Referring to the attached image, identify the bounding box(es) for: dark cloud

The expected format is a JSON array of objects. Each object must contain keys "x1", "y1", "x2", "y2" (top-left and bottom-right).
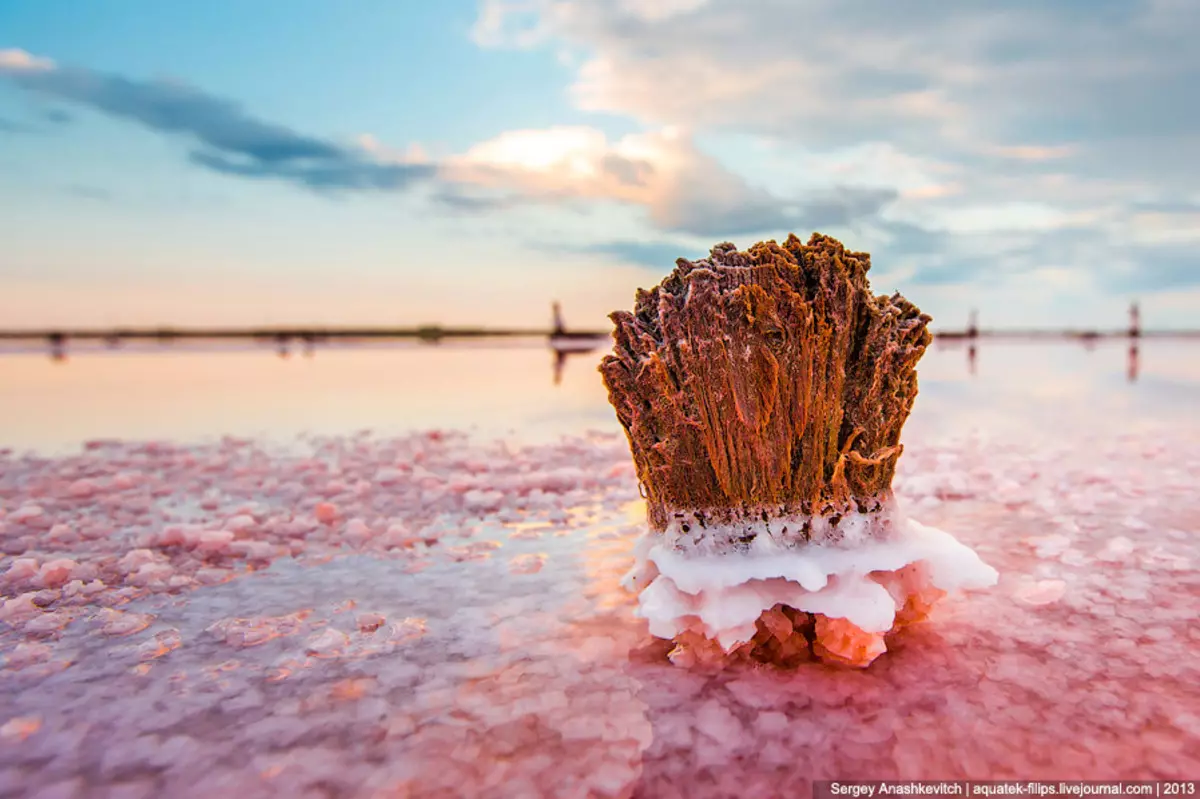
[
  {"x1": 42, "y1": 108, "x2": 71, "y2": 125},
  {"x1": 429, "y1": 187, "x2": 524, "y2": 212},
  {"x1": 794, "y1": 187, "x2": 899, "y2": 231},
  {"x1": 554, "y1": 239, "x2": 705, "y2": 269},
  {"x1": 599, "y1": 153, "x2": 653, "y2": 187},
  {"x1": 0, "y1": 108, "x2": 71, "y2": 134},
  {"x1": 1, "y1": 59, "x2": 434, "y2": 193},
  {"x1": 189, "y1": 150, "x2": 433, "y2": 192}
]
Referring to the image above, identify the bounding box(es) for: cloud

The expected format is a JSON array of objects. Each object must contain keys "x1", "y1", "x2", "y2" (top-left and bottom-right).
[
  {"x1": 469, "y1": 0, "x2": 1200, "y2": 298},
  {"x1": 440, "y1": 126, "x2": 896, "y2": 236},
  {"x1": 473, "y1": 1, "x2": 1200, "y2": 156},
  {"x1": 43, "y1": 108, "x2": 71, "y2": 125},
  {"x1": 0, "y1": 49, "x2": 434, "y2": 193},
  {"x1": 548, "y1": 238, "x2": 706, "y2": 269},
  {"x1": 0, "y1": 105, "x2": 72, "y2": 134},
  {"x1": 1, "y1": 48, "x2": 877, "y2": 237}
]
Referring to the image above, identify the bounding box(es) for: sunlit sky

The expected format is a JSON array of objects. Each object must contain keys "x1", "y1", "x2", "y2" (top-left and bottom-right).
[{"x1": 2, "y1": 0, "x2": 1198, "y2": 331}]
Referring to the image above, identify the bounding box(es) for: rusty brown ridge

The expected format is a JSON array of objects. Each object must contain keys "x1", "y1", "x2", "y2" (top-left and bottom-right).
[{"x1": 601, "y1": 233, "x2": 932, "y2": 533}]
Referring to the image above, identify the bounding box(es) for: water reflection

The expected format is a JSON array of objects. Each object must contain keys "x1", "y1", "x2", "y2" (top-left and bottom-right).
[
  {"x1": 551, "y1": 344, "x2": 605, "y2": 386},
  {"x1": 2, "y1": 337, "x2": 1198, "y2": 454}
]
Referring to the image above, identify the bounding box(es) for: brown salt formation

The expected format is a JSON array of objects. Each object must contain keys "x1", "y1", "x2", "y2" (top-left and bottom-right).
[
  {"x1": 601, "y1": 233, "x2": 931, "y2": 541},
  {"x1": 601, "y1": 233, "x2": 950, "y2": 668}
]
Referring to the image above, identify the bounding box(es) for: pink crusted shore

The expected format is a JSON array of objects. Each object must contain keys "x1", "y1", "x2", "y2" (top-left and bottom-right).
[{"x1": 1, "y1": 427, "x2": 1199, "y2": 796}]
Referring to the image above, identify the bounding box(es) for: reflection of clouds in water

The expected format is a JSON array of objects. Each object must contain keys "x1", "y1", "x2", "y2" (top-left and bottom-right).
[{"x1": 4, "y1": 339, "x2": 1200, "y2": 454}]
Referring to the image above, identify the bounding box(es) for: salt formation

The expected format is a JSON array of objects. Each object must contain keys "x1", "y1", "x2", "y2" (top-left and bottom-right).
[{"x1": 601, "y1": 233, "x2": 998, "y2": 667}]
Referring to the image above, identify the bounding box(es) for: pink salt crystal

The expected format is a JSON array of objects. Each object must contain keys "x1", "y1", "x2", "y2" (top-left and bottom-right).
[
  {"x1": 225, "y1": 514, "x2": 256, "y2": 532},
  {"x1": 196, "y1": 530, "x2": 235, "y2": 554},
  {"x1": 138, "y1": 629, "x2": 182, "y2": 660},
  {"x1": 9, "y1": 505, "x2": 45, "y2": 524},
  {"x1": 315, "y1": 502, "x2": 338, "y2": 524},
  {"x1": 759, "y1": 606, "x2": 794, "y2": 642},
  {"x1": 0, "y1": 717, "x2": 41, "y2": 742},
  {"x1": 0, "y1": 593, "x2": 41, "y2": 623},
  {"x1": 357, "y1": 613, "x2": 386, "y2": 633},
  {"x1": 812, "y1": 615, "x2": 888, "y2": 668},
  {"x1": 344, "y1": 518, "x2": 372, "y2": 540},
  {"x1": 118, "y1": 549, "x2": 158, "y2": 573},
  {"x1": 95, "y1": 608, "x2": 155, "y2": 636},
  {"x1": 67, "y1": 479, "x2": 98, "y2": 498},
  {"x1": 47, "y1": 523, "x2": 73, "y2": 540},
  {"x1": 508, "y1": 553, "x2": 547, "y2": 574},
  {"x1": 155, "y1": 526, "x2": 187, "y2": 546},
  {"x1": 81, "y1": 580, "x2": 106, "y2": 596},
  {"x1": 374, "y1": 467, "x2": 404, "y2": 485},
  {"x1": 4, "y1": 557, "x2": 40, "y2": 583},
  {"x1": 378, "y1": 522, "x2": 415, "y2": 548},
  {"x1": 241, "y1": 541, "x2": 275, "y2": 561},
  {"x1": 23, "y1": 611, "x2": 70, "y2": 634},
  {"x1": 112, "y1": 472, "x2": 140, "y2": 489},
  {"x1": 463, "y1": 489, "x2": 504, "y2": 513},
  {"x1": 129, "y1": 562, "x2": 175, "y2": 587},
  {"x1": 37, "y1": 559, "x2": 78, "y2": 589},
  {"x1": 305, "y1": 628, "x2": 350, "y2": 657},
  {"x1": 386, "y1": 617, "x2": 427, "y2": 643},
  {"x1": 1098, "y1": 536, "x2": 1135, "y2": 561},
  {"x1": 6, "y1": 641, "x2": 52, "y2": 669},
  {"x1": 195, "y1": 568, "x2": 231, "y2": 585},
  {"x1": 1015, "y1": 579, "x2": 1067, "y2": 606}
]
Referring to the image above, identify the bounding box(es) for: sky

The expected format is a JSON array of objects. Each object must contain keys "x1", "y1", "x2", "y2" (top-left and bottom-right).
[{"x1": 1, "y1": 0, "x2": 1198, "y2": 331}]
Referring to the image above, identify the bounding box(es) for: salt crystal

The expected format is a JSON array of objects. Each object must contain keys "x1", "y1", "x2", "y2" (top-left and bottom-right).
[
  {"x1": 344, "y1": 518, "x2": 372, "y2": 540},
  {"x1": 0, "y1": 717, "x2": 41, "y2": 742},
  {"x1": 9, "y1": 505, "x2": 45, "y2": 524},
  {"x1": 23, "y1": 611, "x2": 70, "y2": 634},
  {"x1": 196, "y1": 530, "x2": 235, "y2": 554},
  {"x1": 68, "y1": 479, "x2": 99, "y2": 498},
  {"x1": 225, "y1": 514, "x2": 256, "y2": 532},
  {"x1": 1014, "y1": 579, "x2": 1067, "y2": 606},
  {"x1": 357, "y1": 613, "x2": 386, "y2": 633},
  {"x1": 315, "y1": 502, "x2": 338, "y2": 524},
  {"x1": 95, "y1": 608, "x2": 155, "y2": 636},
  {"x1": 508, "y1": 553, "x2": 547, "y2": 574},
  {"x1": 0, "y1": 593, "x2": 41, "y2": 623},
  {"x1": 4, "y1": 557, "x2": 40, "y2": 584},
  {"x1": 118, "y1": 549, "x2": 158, "y2": 573},
  {"x1": 195, "y1": 568, "x2": 231, "y2": 585},
  {"x1": 305, "y1": 628, "x2": 350, "y2": 657}
]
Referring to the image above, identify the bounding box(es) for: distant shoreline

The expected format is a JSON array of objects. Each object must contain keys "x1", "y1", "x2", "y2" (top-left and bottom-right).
[{"x1": 1, "y1": 326, "x2": 1198, "y2": 343}]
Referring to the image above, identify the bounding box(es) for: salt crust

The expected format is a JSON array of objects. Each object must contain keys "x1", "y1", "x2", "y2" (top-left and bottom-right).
[{"x1": 625, "y1": 513, "x2": 998, "y2": 651}]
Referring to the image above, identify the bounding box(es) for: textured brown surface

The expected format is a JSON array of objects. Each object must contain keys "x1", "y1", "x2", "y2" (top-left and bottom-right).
[{"x1": 600, "y1": 233, "x2": 932, "y2": 533}]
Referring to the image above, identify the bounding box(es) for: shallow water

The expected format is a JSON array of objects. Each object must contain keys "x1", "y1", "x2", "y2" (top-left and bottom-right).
[{"x1": 1, "y1": 339, "x2": 1198, "y2": 797}]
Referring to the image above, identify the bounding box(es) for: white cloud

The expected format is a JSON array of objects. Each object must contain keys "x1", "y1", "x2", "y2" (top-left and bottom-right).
[
  {"x1": 0, "y1": 48, "x2": 54, "y2": 73},
  {"x1": 434, "y1": 125, "x2": 888, "y2": 236}
]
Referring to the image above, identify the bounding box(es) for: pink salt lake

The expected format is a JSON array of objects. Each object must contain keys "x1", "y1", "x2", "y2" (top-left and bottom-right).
[{"x1": 1, "y1": 338, "x2": 1198, "y2": 797}]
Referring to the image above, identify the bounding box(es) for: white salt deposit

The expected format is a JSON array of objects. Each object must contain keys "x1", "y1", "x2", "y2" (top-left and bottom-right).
[{"x1": 628, "y1": 513, "x2": 998, "y2": 649}]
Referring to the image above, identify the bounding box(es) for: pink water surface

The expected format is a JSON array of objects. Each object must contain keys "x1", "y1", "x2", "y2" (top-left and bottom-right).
[{"x1": 1, "y1": 340, "x2": 1198, "y2": 797}]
